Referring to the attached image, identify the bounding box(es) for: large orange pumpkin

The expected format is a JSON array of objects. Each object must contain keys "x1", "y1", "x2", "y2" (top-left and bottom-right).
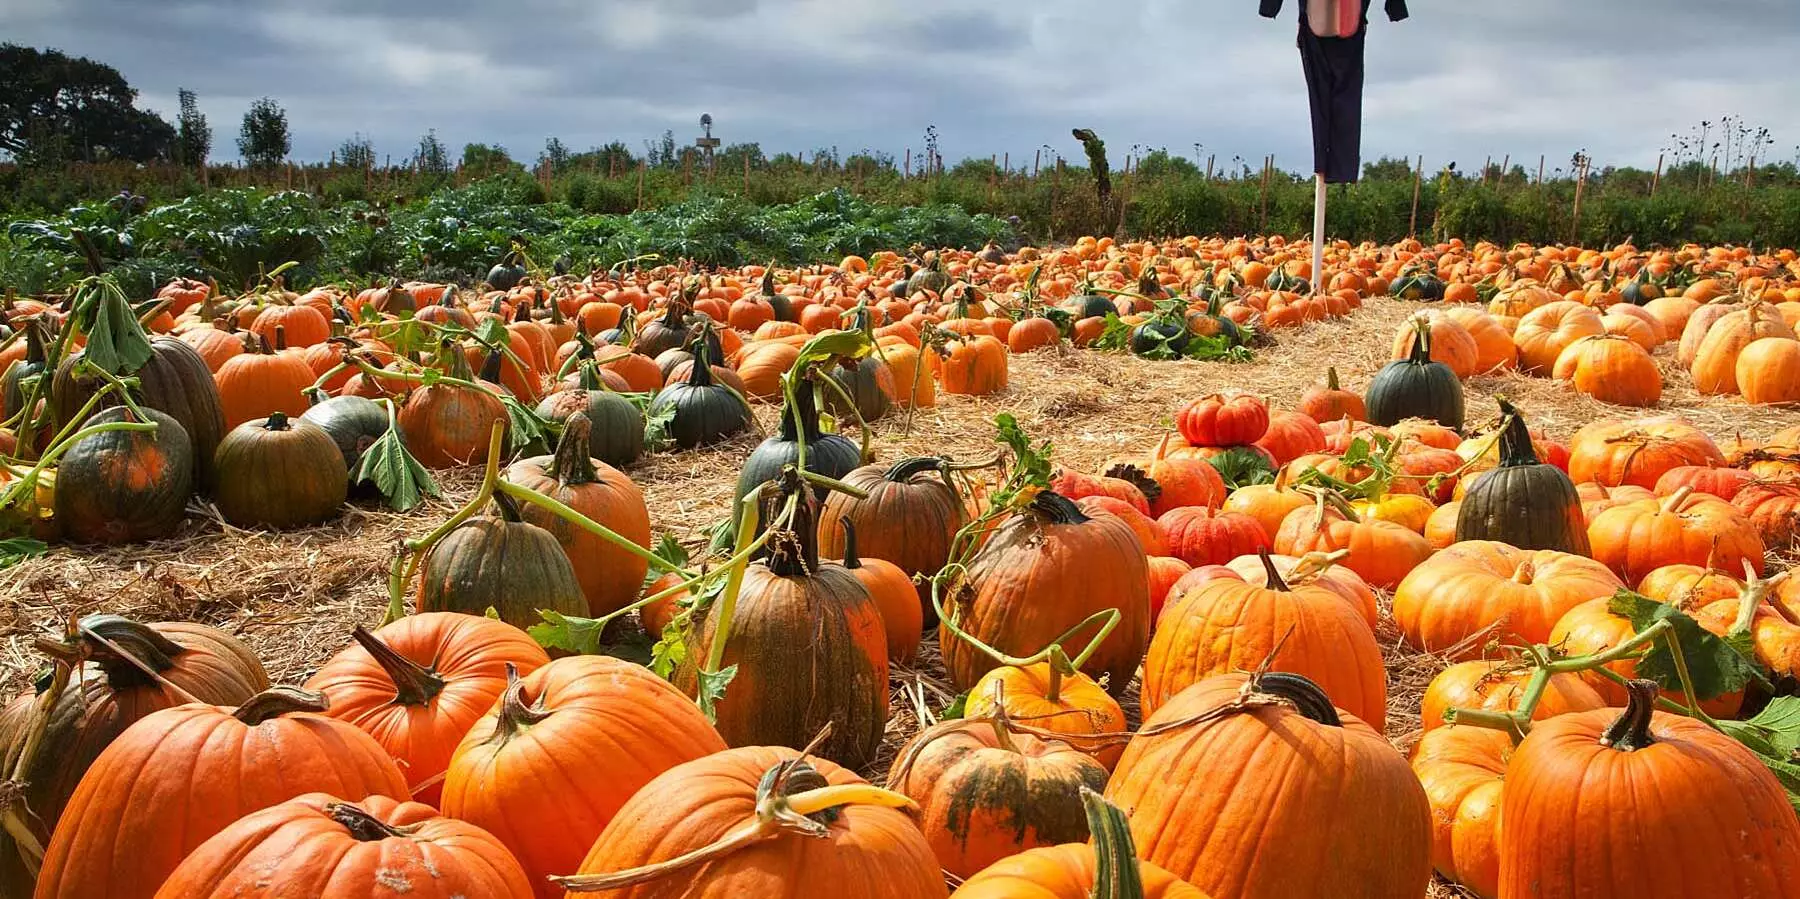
[
  {"x1": 1566, "y1": 417, "x2": 1723, "y2": 489},
  {"x1": 1272, "y1": 491, "x2": 1433, "y2": 590},
  {"x1": 1586, "y1": 485, "x2": 1766, "y2": 584},
  {"x1": 1391, "y1": 540, "x2": 1624, "y2": 658},
  {"x1": 1512, "y1": 301, "x2": 1604, "y2": 374},
  {"x1": 1410, "y1": 725, "x2": 1510, "y2": 899}
]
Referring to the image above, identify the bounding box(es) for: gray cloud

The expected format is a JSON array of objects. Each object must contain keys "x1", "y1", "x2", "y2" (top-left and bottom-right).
[{"x1": 5, "y1": 0, "x2": 1796, "y2": 173}]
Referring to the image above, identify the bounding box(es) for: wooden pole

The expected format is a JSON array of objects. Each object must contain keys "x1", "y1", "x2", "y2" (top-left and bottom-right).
[
  {"x1": 1651, "y1": 153, "x2": 1663, "y2": 197},
  {"x1": 1003, "y1": 152, "x2": 1009, "y2": 174},
  {"x1": 1311, "y1": 173, "x2": 1327, "y2": 294},
  {"x1": 743, "y1": 153, "x2": 751, "y2": 196},
  {"x1": 1747, "y1": 156, "x2": 1756, "y2": 190},
  {"x1": 1258, "y1": 155, "x2": 1273, "y2": 232},
  {"x1": 1409, "y1": 156, "x2": 1424, "y2": 237},
  {"x1": 1032, "y1": 149, "x2": 1040, "y2": 178},
  {"x1": 1570, "y1": 158, "x2": 1588, "y2": 243},
  {"x1": 1483, "y1": 156, "x2": 1492, "y2": 185},
  {"x1": 904, "y1": 148, "x2": 911, "y2": 178},
  {"x1": 1500, "y1": 154, "x2": 1510, "y2": 184},
  {"x1": 1206, "y1": 155, "x2": 1214, "y2": 180},
  {"x1": 636, "y1": 160, "x2": 646, "y2": 209},
  {"x1": 1537, "y1": 154, "x2": 1545, "y2": 186}
]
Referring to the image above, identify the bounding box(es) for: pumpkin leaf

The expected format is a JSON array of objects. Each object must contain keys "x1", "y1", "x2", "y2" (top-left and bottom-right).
[
  {"x1": 500, "y1": 395, "x2": 548, "y2": 452},
  {"x1": 693, "y1": 664, "x2": 738, "y2": 723},
  {"x1": 641, "y1": 396, "x2": 678, "y2": 452},
  {"x1": 1722, "y1": 697, "x2": 1800, "y2": 760},
  {"x1": 1206, "y1": 447, "x2": 1277, "y2": 490},
  {"x1": 1607, "y1": 589, "x2": 1764, "y2": 700},
  {"x1": 0, "y1": 537, "x2": 47, "y2": 570},
  {"x1": 353, "y1": 422, "x2": 440, "y2": 512},
  {"x1": 651, "y1": 532, "x2": 690, "y2": 571},
  {"x1": 649, "y1": 617, "x2": 689, "y2": 679},
  {"x1": 993, "y1": 412, "x2": 1053, "y2": 508},
  {"x1": 1092, "y1": 313, "x2": 1134, "y2": 352},
  {"x1": 78, "y1": 278, "x2": 154, "y2": 375},
  {"x1": 473, "y1": 316, "x2": 509, "y2": 348},
  {"x1": 529, "y1": 610, "x2": 609, "y2": 655}
]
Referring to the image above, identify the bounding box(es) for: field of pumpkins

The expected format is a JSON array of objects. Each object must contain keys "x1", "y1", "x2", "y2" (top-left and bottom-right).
[{"x1": 4, "y1": 233, "x2": 1800, "y2": 899}]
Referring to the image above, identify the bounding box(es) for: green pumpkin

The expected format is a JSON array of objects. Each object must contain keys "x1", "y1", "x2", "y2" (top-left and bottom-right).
[
  {"x1": 822, "y1": 355, "x2": 893, "y2": 424},
  {"x1": 53, "y1": 406, "x2": 194, "y2": 544},
  {"x1": 736, "y1": 378, "x2": 862, "y2": 505},
  {"x1": 1455, "y1": 398, "x2": 1589, "y2": 554},
  {"x1": 212, "y1": 412, "x2": 348, "y2": 529},
  {"x1": 759, "y1": 269, "x2": 793, "y2": 322},
  {"x1": 299, "y1": 394, "x2": 389, "y2": 472},
  {"x1": 1366, "y1": 317, "x2": 1464, "y2": 430},
  {"x1": 648, "y1": 343, "x2": 751, "y2": 449},
  {"x1": 416, "y1": 492, "x2": 587, "y2": 629},
  {"x1": 52, "y1": 336, "x2": 226, "y2": 488},
  {"x1": 535, "y1": 363, "x2": 644, "y2": 468},
  {"x1": 1, "y1": 319, "x2": 48, "y2": 420}
]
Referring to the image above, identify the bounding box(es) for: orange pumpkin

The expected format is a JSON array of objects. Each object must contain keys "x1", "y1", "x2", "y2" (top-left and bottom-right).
[
  {"x1": 1392, "y1": 540, "x2": 1624, "y2": 658},
  {"x1": 1410, "y1": 725, "x2": 1510, "y2": 898},
  {"x1": 1586, "y1": 485, "x2": 1766, "y2": 584},
  {"x1": 1418, "y1": 658, "x2": 1607, "y2": 733},
  {"x1": 1566, "y1": 417, "x2": 1723, "y2": 489},
  {"x1": 1552, "y1": 334, "x2": 1662, "y2": 406}
]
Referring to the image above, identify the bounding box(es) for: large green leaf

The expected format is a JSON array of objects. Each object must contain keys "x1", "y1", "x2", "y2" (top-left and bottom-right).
[{"x1": 1607, "y1": 590, "x2": 1763, "y2": 700}]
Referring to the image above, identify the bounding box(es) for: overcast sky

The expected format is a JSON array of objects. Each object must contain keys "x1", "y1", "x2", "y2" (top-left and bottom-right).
[{"x1": 8, "y1": 0, "x2": 1798, "y2": 174}]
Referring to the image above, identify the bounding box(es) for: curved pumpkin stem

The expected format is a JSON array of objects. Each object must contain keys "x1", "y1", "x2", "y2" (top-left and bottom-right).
[
  {"x1": 327, "y1": 801, "x2": 418, "y2": 842},
  {"x1": 547, "y1": 411, "x2": 600, "y2": 487},
  {"x1": 491, "y1": 663, "x2": 552, "y2": 743},
  {"x1": 1250, "y1": 671, "x2": 1342, "y2": 727},
  {"x1": 1084, "y1": 787, "x2": 1146, "y2": 899},
  {"x1": 350, "y1": 626, "x2": 445, "y2": 707},
  {"x1": 1258, "y1": 550, "x2": 1292, "y2": 592},
  {"x1": 1660, "y1": 484, "x2": 1696, "y2": 514},
  {"x1": 233, "y1": 686, "x2": 330, "y2": 725},
  {"x1": 1600, "y1": 680, "x2": 1659, "y2": 751}
]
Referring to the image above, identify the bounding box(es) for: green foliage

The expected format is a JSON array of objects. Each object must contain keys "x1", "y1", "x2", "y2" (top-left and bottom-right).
[
  {"x1": 353, "y1": 402, "x2": 440, "y2": 512},
  {"x1": 1206, "y1": 446, "x2": 1277, "y2": 490},
  {"x1": 0, "y1": 44, "x2": 176, "y2": 165},
  {"x1": 237, "y1": 97, "x2": 290, "y2": 168},
  {"x1": 0, "y1": 537, "x2": 47, "y2": 570},
  {"x1": 1721, "y1": 697, "x2": 1800, "y2": 813},
  {"x1": 1607, "y1": 590, "x2": 1763, "y2": 700}
]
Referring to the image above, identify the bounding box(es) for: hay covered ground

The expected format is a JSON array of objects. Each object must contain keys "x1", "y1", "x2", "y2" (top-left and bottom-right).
[{"x1": 5, "y1": 294, "x2": 1797, "y2": 897}]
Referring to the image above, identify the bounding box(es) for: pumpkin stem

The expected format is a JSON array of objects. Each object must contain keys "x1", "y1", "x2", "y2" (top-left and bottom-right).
[
  {"x1": 839, "y1": 516, "x2": 862, "y2": 570},
  {"x1": 493, "y1": 662, "x2": 552, "y2": 740},
  {"x1": 273, "y1": 324, "x2": 289, "y2": 352},
  {"x1": 232, "y1": 685, "x2": 330, "y2": 725},
  {"x1": 548, "y1": 411, "x2": 601, "y2": 486},
  {"x1": 1084, "y1": 787, "x2": 1146, "y2": 899},
  {"x1": 1258, "y1": 550, "x2": 1292, "y2": 591},
  {"x1": 1030, "y1": 490, "x2": 1091, "y2": 526},
  {"x1": 1493, "y1": 397, "x2": 1541, "y2": 467},
  {"x1": 1325, "y1": 366, "x2": 1341, "y2": 392},
  {"x1": 349, "y1": 626, "x2": 445, "y2": 707},
  {"x1": 491, "y1": 489, "x2": 525, "y2": 523},
  {"x1": 1250, "y1": 671, "x2": 1342, "y2": 728},
  {"x1": 478, "y1": 346, "x2": 504, "y2": 385},
  {"x1": 264, "y1": 411, "x2": 291, "y2": 431},
  {"x1": 778, "y1": 378, "x2": 825, "y2": 443},
  {"x1": 764, "y1": 470, "x2": 820, "y2": 577},
  {"x1": 1407, "y1": 314, "x2": 1433, "y2": 364},
  {"x1": 1511, "y1": 559, "x2": 1538, "y2": 585},
  {"x1": 1660, "y1": 485, "x2": 1695, "y2": 514},
  {"x1": 884, "y1": 455, "x2": 945, "y2": 482},
  {"x1": 687, "y1": 337, "x2": 716, "y2": 388},
  {"x1": 1600, "y1": 679, "x2": 1659, "y2": 751},
  {"x1": 327, "y1": 801, "x2": 416, "y2": 841},
  {"x1": 53, "y1": 614, "x2": 183, "y2": 689}
]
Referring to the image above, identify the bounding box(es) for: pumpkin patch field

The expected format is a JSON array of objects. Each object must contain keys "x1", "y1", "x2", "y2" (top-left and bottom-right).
[{"x1": 7, "y1": 234, "x2": 1800, "y2": 899}]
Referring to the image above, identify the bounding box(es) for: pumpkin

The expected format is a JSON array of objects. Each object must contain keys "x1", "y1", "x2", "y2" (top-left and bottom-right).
[
  {"x1": 1389, "y1": 310, "x2": 1480, "y2": 378},
  {"x1": 1158, "y1": 506, "x2": 1270, "y2": 568},
  {"x1": 1500, "y1": 680, "x2": 1800, "y2": 899},
  {"x1": 153, "y1": 792, "x2": 534, "y2": 898},
  {"x1": 1547, "y1": 598, "x2": 1744, "y2": 717},
  {"x1": 1587, "y1": 485, "x2": 1766, "y2": 584},
  {"x1": 503, "y1": 412, "x2": 652, "y2": 616},
  {"x1": 1174, "y1": 393, "x2": 1268, "y2": 447},
  {"x1": 1637, "y1": 563, "x2": 1746, "y2": 608},
  {"x1": 302, "y1": 614, "x2": 548, "y2": 805},
  {"x1": 822, "y1": 354, "x2": 896, "y2": 423},
  {"x1": 535, "y1": 363, "x2": 645, "y2": 468},
  {"x1": 1297, "y1": 366, "x2": 1366, "y2": 423},
  {"x1": 1007, "y1": 315, "x2": 1062, "y2": 352},
  {"x1": 1222, "y1": 549, "x2": 1379, "y2": 630},
  {"x1": 1409, "y1": 725, "x2": 1510, "y2": 898},
  {"x1": 1512, "y1": 300, "x2": 1605, "y2": 374},
  {"x1": 1552, "y1": 334, "x2": 1662, "y2": 406},
  {"x1": 0, "y1": 617, "x2": 266, "y2": 894},
  {"x1": 1145, "y1": 554, "x2": 1192, "y2": 618},
  {"x1": 878, "y1": 341, "x2": 939, "y2": 408},
  {"x1": 1693, "y1": 572, "x2": 1800, "y2": 677},
  {"x1": 415, "y1": 492, "x2": 588, "y2": 629},
  {"x1": 950, "y1": 789, "x2": 1209, "y2": 899},
  {"x1": 441, "y1": 656, "x2": 726, "y2": 899},
  {"x1": 686, "y1": 479, "x2": 889, "y2": 767},
  {"x1": 1106, "y1": 672, "x2": 1431, "y2": 899},
  {"x1": 53, "y1": 406, "x2": 193, "y2": 544},
  {"x1": 398, "y1": 351, "x2": 508, "y2": 468},
  {"x1": 940, "y1": 334, "x2": 1009, "y2": 395},
  {"x1": 1272, "y1": 490, "x2": 1433, "y2": 590},
  {"x1": 1654, "y1": 464, "x2": 1753, "y2": 501},
  {"x1": 52, "y1": 334, "x2": 226, "y2": 486},
  {"x1": 1675, "y1": 300, "x2": 1743, "y2": 367},
  {"x1": 736, "y1": 341, "x2": 802, "y2": 400},
  {"x1": 552, "y1": 746, "x2": 947, "y2": 898},
  {"x1": 1566, "y1": 416, "x2": 1723, "y2": 489},
  {"x1": 1253, "y1": 410, "x2": 1326, "y2": 466},
  {"x1": 0, "y1": 319, "x2": 47, "y2": 419},
  {"x1": 1455, "y1": 398, "x2": 1588, "y2": 553},
  {"x1": 299, "y1": 394, "x2": 388, "y2": 471},
  {"x1": 1733, "y1": 479, "x2": 1800, "y2": 548},
  {"x1": 214, "y1": 329, "x2": 316, "y2": 429},
  {"x1": 737, "y1": 378, "x2": 862, "y2": 504},
  {"x1": 820, "y1": 456, "x2": 968, "y2": 619},
  {"x1": 841, "y1": 517, "x2": 923, "y2": 665},
  {"x1": 647, "y1": 342, "x2": 751, "y2": 448},
  {"x1": 1392, "y1": 540, "x2": 1623, "y2": 658},
  {"x1": 1055, "y1": 469, "x2": 1151, "y2": 513},
  {"x1": 887, "y1": 709, "x2": 1109, "y2": 879},
  {"x1": 1112, "y1": 435, "x2": 1229, "y2": 516},
  {"x1": 32, "y1": 686, "x2": 408, "y2": 899},
  {"x1": 1736, "y1": 336, "x2": 1800, "y2": 404},
  {"x1": 1221, "y1": 471, "x2": 1311, "y2": 540},
  {"x1": 1691, "y1": 301, "x2": 1795, "y2": 394},
  {"x1": 964, "y1": 661, "x2": 1127, "y2": 770},
  {"x1": 940, "y1": 491, "x2": 1150, "y2": 696},
  {"x1": 211, "y1": 411, "x2": 347, "y2": 528},
  {"x1": 1366, "y1": 315, "x2": 1464, "y2": 430},
  {"x1": 1442, "y1": 305, "x2": 1517, "y2": 372},
  {"x1": 1418, "y1": 658, "x2": 1607, "y2": 733},
  {"x1": 250, "y1": 302, "x2": 331, "y2": 348}
]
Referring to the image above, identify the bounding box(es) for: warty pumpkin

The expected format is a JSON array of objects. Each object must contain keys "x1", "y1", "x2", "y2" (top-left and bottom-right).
[
  {"x1": 1586, "y1": 485, "x2": 1766, "y2": 584},
  {"x1": 415, "y1": 492, "x2": 588, "y2": 629},
  {"x1": 1106, "y1": 672, "x2": 1431, "y2": 899},
  {"x1": 1454, "y1": 398, "x2": 1589, "y2": 553},
  {"x1": 211, "y1": 411, "x2": 347, "y2": 528},
  {"x1": 1392, "y1": 540, "x2": 1623, "y2": 658},
  {"x1": 302, "y1": 613, "x2": 549, "y2": 805},
  {"x1": 1144, "y1": 553, "x2": 1386, "y2": 727},
  {"x1": 1271, "y1": 489, "x2": 1432, "y2": 590},
  {"x1": 1157, "y1": 506, "x2": 1270, "y2": 568},
  {"x1": 32, "y1": 686, "x2": 408, "y2": 899},
  {"x1": 440, "y1": 655, "x2": 726, "y2": 899},
  {"x1": 153, "y1": 792, "x2": 534, "y2": 898},
  {"x1": 950, "y1": 788, "x2": 1209, "y2": 899},
  {"x1": 1500, "y1": 680, "x2": 1800, "y2": 899},
  {"x1": 940, "y1": 491, "x2": 1150, "y2": 696}
]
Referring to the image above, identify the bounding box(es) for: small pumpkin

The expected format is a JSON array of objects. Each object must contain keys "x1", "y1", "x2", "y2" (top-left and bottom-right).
[
  {"x1": 53, "y1": 406, "x2": 193, "y2": 544},
  {"x1": 964, "y1": 661, "x2": 1128, "y2": 770},
  {"x1": 1409, "y1": 725, "x2": 1510, "y2": 899},
  {"x1": 1454, "y1": 398, "x2": 1588, "y2": 553},
  {"x1": 1297, "y1": 366, "x2": 1366, "y2": 423},
  {"x1": 841, "y1": 517, "x2": 923, "y2": 665},
  {"x1": 737, "y1": 377, "x2": 862, "y2": 504},
  {"x1": 1366, "y1": 315, "x2": 1465, "y2": 431},
  {"x1": 299, "y1": 393, "x2": 388, "y2": 472},
  {"x1": 647, "y1": 341, "x2": 751, "y2": 448},
  {"x1": 950, "y1": 789, "x2": 1209, "y2": 899},
  {"x1": 215, "y1": 328, "x2": 316, "y2": 430},
  {"x1": 1586, "y1": 485, "x2": 1766, "y2": 585},
  {"x1": 820, "y1": 456, "x2": 969, "y2": 619},
  {"x1": 1418, "y1": 658, "x2": 1607, "y2": 733},
  {"x1": 1174, "y1": 393, "x2": 1269, "y2": 447}
]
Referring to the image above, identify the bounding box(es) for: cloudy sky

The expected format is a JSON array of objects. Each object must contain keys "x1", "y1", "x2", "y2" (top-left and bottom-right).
[{"x1": 8, "y1": 0, "x2": 1798, "y2": 174}]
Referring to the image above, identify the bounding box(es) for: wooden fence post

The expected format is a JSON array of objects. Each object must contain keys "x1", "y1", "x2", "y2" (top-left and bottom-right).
[
  {"x1": 1536, "y1": 154, "x2": 1545, "y2": 186},
  {"x1": 637, "y1": 160, "x2": 647, "y2": 209},
  {"x1": 1258, "y1": 155, "x2": 1273, "y2": 232},
  {"x1": 1032, "y1": 149, "x2": 1040, "y2": 178},
  {"x1": 1651, "y1": 153, "x2": 1663, "y2": 197},
  {"x1": 904, "y1": 148, "x2": 911, "y2": 178},
  {"x1": 1206, "y1": 155, "x2": 1214, "y2": 180},
  {"x1": 1409, "y1": 156, "x2": 1424, "y2": 237},
  {"x1": 1003, "y1": 152, "x2": 1009, "y2": 174},
  {"x1": 1483, "y1": 156, "x2": 1492, "y2": 185},
  {"x1": 1500, "y1": 154, "x2": 1510, "y2": 184},
  {"x1": 1570, "y1": 157, "x2": 1589, "y2": 243},
  {"x1": 743, "y1": 153, "x2": 751, "y2": 196}
]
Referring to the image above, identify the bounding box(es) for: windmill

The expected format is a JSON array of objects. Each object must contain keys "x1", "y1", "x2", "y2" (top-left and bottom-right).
[{"x1": 696, "y1": 113, "x2": 720, "y2": 173}]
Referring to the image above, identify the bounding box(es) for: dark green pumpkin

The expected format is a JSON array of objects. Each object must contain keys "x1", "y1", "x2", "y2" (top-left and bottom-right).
[
  {"x1": 1366, "y1": 317, "x2": 1464, "y2": 430},
  {"x1": 1069, "y1": 292, "x2": 1116, "y2": 320},
  {"x1": 212, "y1": 412, "x2": 348, "y2": 529},
  {"x1": 1620, "y1": 271, "x2": 1655, "y2": 306},
  {"x1": 415, "y1": 492, "x2": 587, "y2": 629},
  {"x1": 1128, "y1": 320, "x2": 1191, "y2": 358},
  {"x1": 1, "y1": 319, "x2": 48, "y2": 419},
  {"x1": 52, "y1": 335, "x2": 225, "y2": 488},
  {"x1": 635, "y1": 297, "x2": 694, "y2": 359},
  {"x1": 53, "y1": 406, "x2": 193, "y2": 544},
  {"x1": 486, "y1": 260, "x2": 526, "y2": 292},
  {"x1": 736, "y1": 378, "x2": 862, "y2": 505},
  {"x1": 535, "y1": 364, "x2": 644, "y2": 468},
  {"x1": 648, "y1": 343, "x2": 751, "y2": 449},
  {"x1": 822, "y1": 355, "x2": 893, "y2": 423},
  {"x1": 299, "y1": 394, "x2": 388, "y2": 472},
  {"x1": 759, "y1": 269, "x2": 793, "y2": 322},
  {"x1": 1455, "y1": 398, "x2": 1589, "y2": 554}
]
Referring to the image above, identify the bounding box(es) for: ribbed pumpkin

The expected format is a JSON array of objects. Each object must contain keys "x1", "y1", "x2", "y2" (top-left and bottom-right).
[
  {"x1": 415, "y1": 492, "x2": 588, "y2": 629},
  {"x1": 1500, "y1": 681, "x2": 1800, "y2": 899},
  {"x1": 1389, "y1": 310, "x2": 1480, "y2": 378},
  {"x1": 32, "y1": 686, "x2": 408, "y2": 899},
  {"x1": 0, "y1": 318, "x2": 47, "y2": 419},
  {"x1": 399, "y1": 349, "x2": 508, "y2": 468},
  {"x1": 887, "y1": 710, "x2": 1109, "y2": 879},
  {"x1": 1158, "y1": 506, "x2": 1270, "y2": 568},
  {"x1": 940, "y1": 491, "x2": 1150, "y2": 696},
  {"x1": 153, "y1": 792, "x2": 534, "y2": 898},
  {"x1": 1145, "y1": 553, "x2": 1385, "y2": 727},
  {"x1": 303, "y1": 614, "x2": 549, "y2": 805},
  {"x1": 211, "y1": 411, "x2": 347, "y2": 528},
  {"x1": 503, "y1": 412, "x2": 652, "y2": 616},
  {"x1": 299, "y1": 393, "x2": 388, "y2": 471},
  {"x1": 0, "y1": 617, "x2": 266, "y2": 894},
  {"x1": 736, "y1": 340, "x2": 802, "y2": 400},
  {"x1": 1638, "y1": 562, "x2": 1746, "y2": 608},
  {"x1": 1553, "y1": 333, "x2": 1663, "y2": 406},
  {"x1": 1512, "y1": 300, "x2": 1605, "y2": 374},
  {"x1": 1221, "y1": 471, "x2": 1311, "y2": 540},
  {"x1": 1736, "y1": 336, "x2": 1800, "y2": 404},
  {"x1": 1222, "y1": 550, "x2": 1378, "y2": 629},
  {"x1": 1055, "y1": 469, "x2": 1152, "y2": 513},
  {"x1": 1111, "y1": 436, "x2": 1228, "y2": 516},
  {"x1": 964, "y1": 661, "x2": 1129, "y2": 770},
  {"x1": 535, "y1": 363, "x2": 645, "y2": 467},
  {"x1": 1297, "y1": 367, "x2": 1366, "y2": 423},
  {"x1": 820, "y1": 456, "x2": 968, "y2": 618},
  {"x1": 951, "y1": 789, "x2": 1210, "y2": 899},
  {"x1": 1732, "y1": 479, "x2": 1800, "y2": 549},
  {"x1": 1078, "y1": 495, "x2": 1166, "y2": 555},
  {"x1": 647, "y1": 342, "x2": 751, "y2": 448},
  {"x1": 52, "y1": 334, "x2": 226, "y2": 486},
  {"x1": 215, "y1": 329, "x2": 316, "y2": 429},
  {"x1": 1106, "y1": 672, "x2": 1431, "y2": 899},
  {"x1": 552, "y1": 746, "x2": 948, "y2": 898},
  {"x1": 1271, "y1": 490, "x2": 1433, "y2": 590},
  {"x1": 1654, "y1": 464, "x2": 1754, "y2": 501},
  {"x1": 1442, "y1": 305, "x2": 1517, "y2": 372},
  {"x1": 841, "y1": 517, "x2": 923, "y2": 665},
  {"x1": 1454, "y1": 398, "x2": 1588, "y2": 553},
  {"x1": 1566, "y1": 416, "x2": 1723, "y2": 489},
  {"x1": 1174, "y1": 393, "x2": 1269, "y2": 447},
  {"x1": 940, "y1": 333, "x2": 1009, "y2": 395},
  {"x1": 823, "y1": 353, "x2": 896, "y2": 423},
  {"x1": 1418, "y1": 659, "x2": 1607, "y2": 733},
  {"x1": 1586, "y1": 485, "x2": 1766, "y2": 584},
  {"x1": 1392, "y1": 540, "x2": 1623, "y2": 658},
  {"x1": 1691, "y1": 300, "x2": 1796, "y2": 394},
  {"x1": 1409, "y1": 725, "x2": 1510, "y2": 899},
  {"x1": 1366, "y1": 316, "x2": 1464, "y2": 430},
  {"x1": 440, "y1": 655, "x2": 725, "y2": 899},
  {"x1": 686, "y1": 480, "x2": 889, "y2": 767},
  {"x1": 737, "y1": 378, "x2": 862, "y2": 504},
  {"x1": 53, "y1": 406, "x2": 193, "y2": 544}
]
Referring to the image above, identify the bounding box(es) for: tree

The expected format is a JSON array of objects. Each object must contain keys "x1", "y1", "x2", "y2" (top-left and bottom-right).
[
  {"x1": 237, "y1": 97, "x2": 289, "y2": 167},
  {"x1": 174, "y1": 88, "x2": 210, "y2": 167},
  {"x1": 337, "y1": 133, "x2": 374, "y2": 170},
  {"x1": 540, "y1": 137, "x2": 570, "y2": 171},
  {"x1": 461, "y1": 142, "x2": 517, "y2": 177},
  {"x1": 0, "y1": 44, "x2": 175, "y2": 164},
  {"x1": 644, "y1": 130, "x2": 677, "y2": 168},
  {"x1": 415, "y1": 129, "x2": 450, "y2": 174}
]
